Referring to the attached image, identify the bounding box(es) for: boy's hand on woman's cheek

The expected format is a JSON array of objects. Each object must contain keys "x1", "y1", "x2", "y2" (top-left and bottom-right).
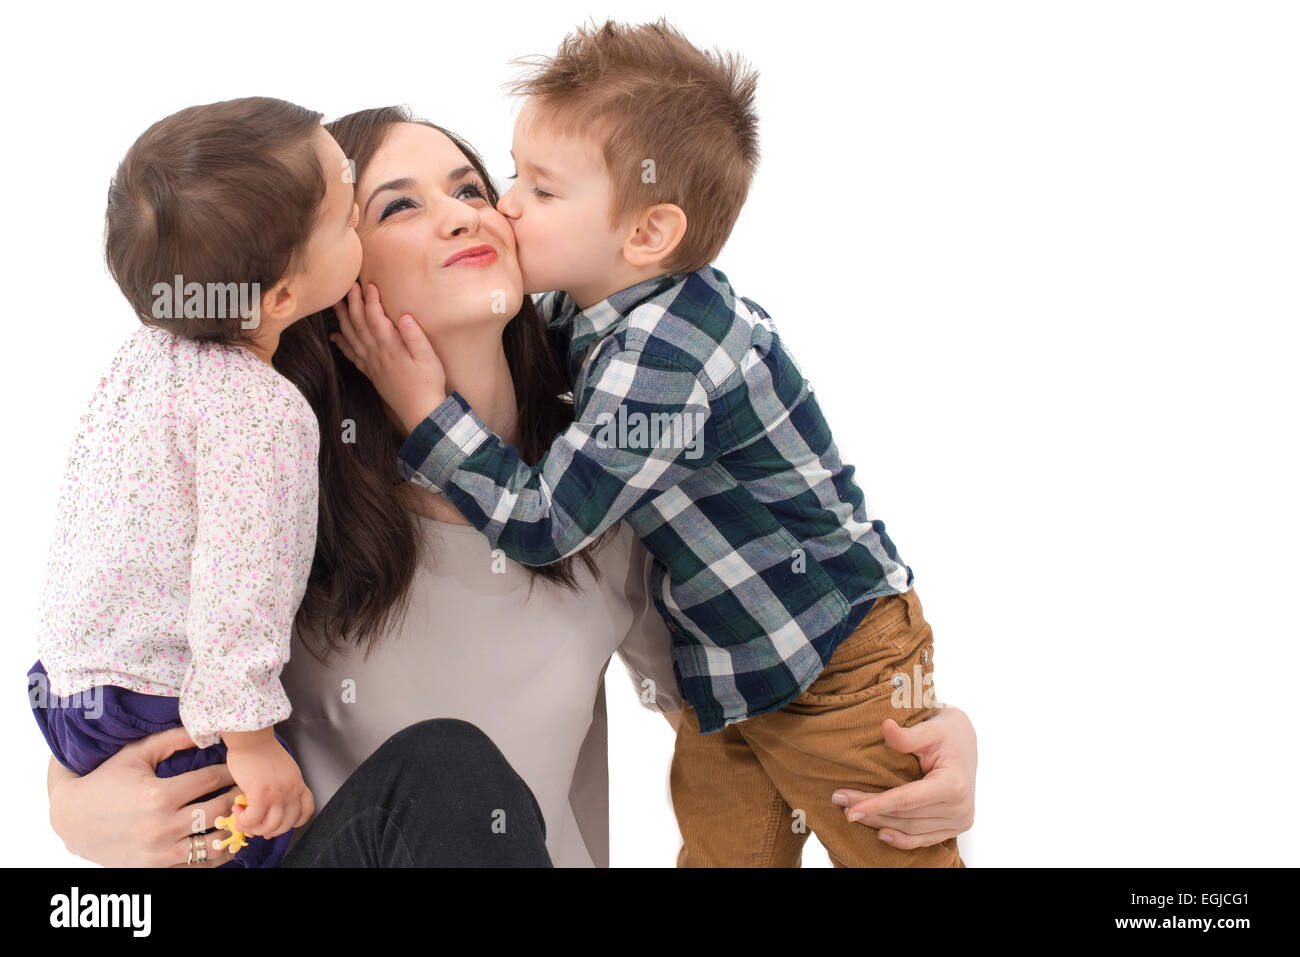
[{"x1": 330, "y1": 282, "x2": 448, "y2": 434}]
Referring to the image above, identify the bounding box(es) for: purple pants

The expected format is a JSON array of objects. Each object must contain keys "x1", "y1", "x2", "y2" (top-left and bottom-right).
[{"x1": 27, "y1": 659, "x2": 292, "y2": 868}]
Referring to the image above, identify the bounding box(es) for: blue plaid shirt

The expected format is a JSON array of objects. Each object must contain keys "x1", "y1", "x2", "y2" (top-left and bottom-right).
[{"x1": 397, "y1": 266, "x2": 914, "y2": 733}]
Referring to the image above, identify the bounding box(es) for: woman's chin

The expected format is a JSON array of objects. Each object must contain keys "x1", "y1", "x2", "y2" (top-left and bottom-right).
[
  {"x1": 426, "y1": 294, "x2": 522, "y2": 329},
  {"x1": 436, "y1": 269, "x2": 521, "y2": 310}
]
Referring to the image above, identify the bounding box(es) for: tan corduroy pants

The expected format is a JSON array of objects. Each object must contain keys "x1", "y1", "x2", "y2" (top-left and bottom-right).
[{"x1": 670, "y1": 588, "x2": 965, "y2": 867}]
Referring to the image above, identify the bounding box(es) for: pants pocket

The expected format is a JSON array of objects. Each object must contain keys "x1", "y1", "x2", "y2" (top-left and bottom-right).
[{"x1": 789, "y1": 590, "x2": 937, "y2": 713}]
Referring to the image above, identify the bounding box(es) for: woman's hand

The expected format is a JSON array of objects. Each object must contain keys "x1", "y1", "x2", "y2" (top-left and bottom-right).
[
  {"x1": 330, "y1": 282, "x2": 447, "y2": 434},
  {"x1": 47, "y1": 727, "x2": 242, "y2": 868},
  {"x1": 831, "y1": 705, "x2": 977, "y2": 850}
]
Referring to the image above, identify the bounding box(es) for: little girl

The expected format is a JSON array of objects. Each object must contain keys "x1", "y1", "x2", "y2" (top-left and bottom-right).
[{"x1": 26, "y1": 96, "x2": 362, "y2": 867}]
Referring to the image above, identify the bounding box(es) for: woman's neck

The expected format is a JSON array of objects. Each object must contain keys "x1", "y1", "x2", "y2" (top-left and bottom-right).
[
  {"x1": 389, "y1": 328, "x2": 519, "y2": 527},
  {"x1": 433, "y1": 328, "x2": 519, "y2": 450}
]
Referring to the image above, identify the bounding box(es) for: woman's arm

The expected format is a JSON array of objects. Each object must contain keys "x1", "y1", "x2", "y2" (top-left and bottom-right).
[
  {"x1": 831, "y1": 705, "x2": 977, "y2": 850},
  {"x1": 47, "y1": 726, "x2": 241, "y2": 868}
]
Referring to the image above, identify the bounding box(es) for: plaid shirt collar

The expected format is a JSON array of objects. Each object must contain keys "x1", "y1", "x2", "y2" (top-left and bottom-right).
[{"x1": 547, "y1": 272, "x2": 690, "y2": 355}]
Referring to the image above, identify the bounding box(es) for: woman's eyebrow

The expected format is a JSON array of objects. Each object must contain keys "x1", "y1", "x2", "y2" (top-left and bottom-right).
[{"x1": 364, "y1": 177, "x2": 415, "y2": 217}]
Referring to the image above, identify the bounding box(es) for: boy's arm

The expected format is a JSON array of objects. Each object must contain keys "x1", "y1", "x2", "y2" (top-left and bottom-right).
[{"x1": 399, "y1": 347, "x2": 713, "y2": 566}]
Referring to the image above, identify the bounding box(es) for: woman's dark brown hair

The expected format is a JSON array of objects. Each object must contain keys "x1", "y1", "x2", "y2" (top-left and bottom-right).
[
  {"x1": 104, "y1": 96, "x2": 327, "y2": 345},
  {"x1": 273, "y1": 106, "x2": 616, "y2": 661}
]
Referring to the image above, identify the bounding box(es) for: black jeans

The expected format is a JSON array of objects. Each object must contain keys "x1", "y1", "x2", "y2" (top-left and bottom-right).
[{"x1": 279, "y1": 718, "x2": 553, "y2": 867}]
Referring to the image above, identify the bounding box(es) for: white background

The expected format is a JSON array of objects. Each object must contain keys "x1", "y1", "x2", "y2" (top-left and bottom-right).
[{"x1": 2, "y1": 0, "x2": 1296, "y2": 867}]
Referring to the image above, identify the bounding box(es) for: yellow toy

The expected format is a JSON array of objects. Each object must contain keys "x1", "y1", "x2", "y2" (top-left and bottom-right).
[{"x1": 212, "y1": 794, "x2": 250, "y2": 855}]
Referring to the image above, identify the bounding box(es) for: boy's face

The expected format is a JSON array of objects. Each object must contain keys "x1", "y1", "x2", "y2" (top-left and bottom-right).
[{"x1": 498, "y1": 99, "x2": 630, "y2": 307}]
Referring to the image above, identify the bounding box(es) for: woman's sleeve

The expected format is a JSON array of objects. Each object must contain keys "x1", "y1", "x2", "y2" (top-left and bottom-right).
[
  {"x1": 179, "y1": 380, "x2": 320, "y2": 747},
  {"x1": 612, "y1": 532, "x2": 683, "y2": 715}
]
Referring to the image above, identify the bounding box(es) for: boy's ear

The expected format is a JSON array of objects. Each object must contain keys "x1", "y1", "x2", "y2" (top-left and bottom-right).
[{"x1": 622, "y1": 203, "x2": 688, "y2": 269}]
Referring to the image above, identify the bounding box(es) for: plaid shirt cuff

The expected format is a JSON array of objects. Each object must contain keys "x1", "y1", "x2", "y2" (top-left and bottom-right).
[{"x1": 396, "y1": 391, "x2": 492, "y2": 492}]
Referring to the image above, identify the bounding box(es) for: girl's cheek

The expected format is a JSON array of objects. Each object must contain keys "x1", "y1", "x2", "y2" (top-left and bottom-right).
[
  {"x1": 358, "y1": 234, "x2": 396, "y2": 286},
  {"x1": 348, "y1": 235, "x2": 363, "y2": 276}
]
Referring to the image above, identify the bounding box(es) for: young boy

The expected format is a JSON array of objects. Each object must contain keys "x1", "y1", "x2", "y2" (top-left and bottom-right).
[{"x1": 351, "y1": 19, "x2": 963, "y2": 867}]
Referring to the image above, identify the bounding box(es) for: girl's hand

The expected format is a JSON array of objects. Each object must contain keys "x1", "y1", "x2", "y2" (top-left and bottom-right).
[
  {"x1": 47, "y1": 727, "x2": 242, "y2": 868},
  {"x1": 831, "y1": 704, "x2": 977, "y2": 850},
  {"x1": 330, "y1": 282, "x2": 447, "y2": 434},
  {"x1": 224, "y1": 733, "x2": 315, "y2": 840}
]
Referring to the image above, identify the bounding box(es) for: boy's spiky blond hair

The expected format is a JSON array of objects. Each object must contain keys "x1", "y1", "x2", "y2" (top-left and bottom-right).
[{"x1": 506, "y1": 18, "x2": 760, "y2": 274}]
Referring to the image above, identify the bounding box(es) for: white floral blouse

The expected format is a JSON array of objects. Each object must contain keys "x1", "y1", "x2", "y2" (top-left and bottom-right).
[{"x1": 35, "y1": 324, "x2": 319, "y2": 747}]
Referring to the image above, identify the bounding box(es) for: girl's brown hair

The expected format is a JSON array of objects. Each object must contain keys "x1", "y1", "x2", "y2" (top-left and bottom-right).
[
  {"x1": 104, "y1": 96, "x2": 327, "y2": 345},
  {"x1": 273, "y1": 106, "x2": 616, "y2": 661}
]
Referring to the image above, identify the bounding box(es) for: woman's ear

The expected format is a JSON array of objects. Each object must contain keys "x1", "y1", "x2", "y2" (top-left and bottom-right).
[{"x1": 622, "y1": 203, "x2": 688, "y2": 269}]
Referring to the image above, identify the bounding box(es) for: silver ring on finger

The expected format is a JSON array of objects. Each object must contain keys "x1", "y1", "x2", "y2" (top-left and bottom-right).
[{"x1": 186, "y1": 832, "x2": 209, "y2": 865}]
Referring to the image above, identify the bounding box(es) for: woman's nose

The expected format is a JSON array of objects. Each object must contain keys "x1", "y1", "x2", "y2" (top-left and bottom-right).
[{"x1": 436, "y1": 198, "x2": 477, "y2": 237}]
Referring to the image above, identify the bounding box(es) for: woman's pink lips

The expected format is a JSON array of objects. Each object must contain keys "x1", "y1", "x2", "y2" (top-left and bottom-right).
[{"x1": 443, "y1": 245, "x2": 498, "y2": 268}]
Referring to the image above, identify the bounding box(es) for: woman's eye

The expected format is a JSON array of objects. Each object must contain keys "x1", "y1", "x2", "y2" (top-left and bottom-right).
[
  {"x1": 379, "y1": 197, "x2": 416, "y2": 221},
  {"x1": 455, "y1": 182, "x2": 490, "y2": 202}
]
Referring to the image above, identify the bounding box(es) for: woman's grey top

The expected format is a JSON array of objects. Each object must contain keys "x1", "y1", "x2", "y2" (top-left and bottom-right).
[{"x1": 276, "y1": 515, "x2": 681, "y2": 867}]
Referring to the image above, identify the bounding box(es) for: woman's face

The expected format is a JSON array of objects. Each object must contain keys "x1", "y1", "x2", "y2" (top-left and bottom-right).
[{"x1": 354, "y1": 123, "x2": 523, "y2": 338}]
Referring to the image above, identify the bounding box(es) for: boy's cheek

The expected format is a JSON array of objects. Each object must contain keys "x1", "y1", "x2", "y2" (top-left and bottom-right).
[
  {"x1": 518, "y1": 255, "x2": 546, "y2": 296},
  {"x1": 504, "y1": 218, "x2": 531, "y2": 268},
  {"x1": 509, "y1": 232, "x2": 540, "y2": 288}
]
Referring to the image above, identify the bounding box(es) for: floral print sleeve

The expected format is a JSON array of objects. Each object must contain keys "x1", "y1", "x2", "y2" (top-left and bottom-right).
[{"x1": 179, "y1": 374, "x2": 320, "y2": 746}]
